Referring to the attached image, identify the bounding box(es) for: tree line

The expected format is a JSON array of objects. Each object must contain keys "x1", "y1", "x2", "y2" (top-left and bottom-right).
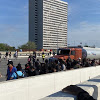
[{"x1": 0, "y1": 42, "x2": 36, "y2": 51}]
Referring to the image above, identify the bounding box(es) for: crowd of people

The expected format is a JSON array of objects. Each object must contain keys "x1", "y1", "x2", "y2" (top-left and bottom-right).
[
  {"x1": 0, "y1": 51, "x2": 18, "y2": 61},
  {"x1": 3, "y1": 52, "x2": 99, "y2": 100},
  {"x1": 6, "y1": 52, "x2": 100, "y2": 80}
]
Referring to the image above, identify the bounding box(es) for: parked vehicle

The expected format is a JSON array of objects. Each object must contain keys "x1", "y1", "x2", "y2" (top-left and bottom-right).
[{"x1": 49, "y1": 46, "x2": 100, "y2": 62}]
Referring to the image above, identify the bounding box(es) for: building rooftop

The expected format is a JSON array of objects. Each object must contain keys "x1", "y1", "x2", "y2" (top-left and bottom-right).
[{"x1": 54, "y1": 0, "x2": 68, "y2": 4}]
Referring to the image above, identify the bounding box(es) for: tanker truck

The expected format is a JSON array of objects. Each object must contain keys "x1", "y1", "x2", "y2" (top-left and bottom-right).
[{"x1": 49, "y1": 46, "x2": 100, "y2": 62}]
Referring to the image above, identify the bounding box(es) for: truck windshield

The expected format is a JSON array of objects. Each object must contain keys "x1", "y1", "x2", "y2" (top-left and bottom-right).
[{"x1": 57, "y1": 49, "x2": 70, "y2": 55}]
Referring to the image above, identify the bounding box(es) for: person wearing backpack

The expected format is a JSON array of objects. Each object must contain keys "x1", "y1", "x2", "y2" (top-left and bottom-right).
[
  {"x1": 10, "y1": 64, "x2": 24, "y2": 79},
  {"x1": 6, "y1": 60, "x2": 17, "y2": 80}
]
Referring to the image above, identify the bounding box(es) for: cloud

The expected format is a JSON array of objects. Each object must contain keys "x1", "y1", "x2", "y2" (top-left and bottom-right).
[
  {"x1": 24, "y1": 6, "x2": 28, "y2": 9},
  {"x1": 68, "y1": 22, "x2": 100, "y2": 47}
]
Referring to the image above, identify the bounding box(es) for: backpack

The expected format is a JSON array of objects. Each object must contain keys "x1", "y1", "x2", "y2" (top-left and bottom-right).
[{"x1": 15, "y1": 72, "x2": 24, "y2": 79}]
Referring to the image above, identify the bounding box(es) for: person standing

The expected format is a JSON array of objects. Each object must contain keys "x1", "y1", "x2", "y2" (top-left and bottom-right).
[
  {"x1": 42, "y1": 53, "x2": 45, "y2": 62},
  {"x1": 0, "y1": 53, "x2": 1, "y2": 62},
  {"x1": 33, "y1": 51, "x2": 36, "y2": 58},
  {"x1": 32, "y1": 56, "x2": 36, "y2": 66},
  {"x1": 6, "y1": 61, "x2": 17, "y2": 80},
  {"x1": 6, "y1": 51, "x2": 8, "y2": 60},
  {"x1": 49, "y1": 51, "x2": 51, "y2": 55},
  {"x1": 15, "y1": 50, "x2": 18, "y2": 59},
  {"x1": 9, "y1": 52, "x2": 11, "y2": 58},
  {"x1": 0, "y1": 72, "x2": 2, "y2": 78},
  {"x1": 53, "y1": 51, "x2": 56, "y2": 56},
  {"x1": 28, "y1": 56, "x2": 31, "y2": 66}
]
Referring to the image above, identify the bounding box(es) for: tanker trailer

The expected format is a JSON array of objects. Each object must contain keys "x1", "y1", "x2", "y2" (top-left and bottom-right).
[
  {"x1": 83, "y1": 47, "x2": 100, "y2": 60},
  {"x1": 49, "y1": 47, "x2": 100, "y2": 63}
]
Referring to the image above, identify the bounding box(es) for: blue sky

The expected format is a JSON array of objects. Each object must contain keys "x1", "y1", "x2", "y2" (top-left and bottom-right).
[
  {"x1": 0, "y1": 0, "x2": 28, "y2": 47},
  {"x1": 0, "y1": 0, "x2": 100, "y2": 47},
  {"x1": 65, "y1": 0, "x2": 100, "y2": 47}
]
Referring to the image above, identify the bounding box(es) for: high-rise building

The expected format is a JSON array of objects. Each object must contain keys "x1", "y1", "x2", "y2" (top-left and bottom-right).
[{"x1": 29, "y1": 0, "x2": 68, "y2": 50}]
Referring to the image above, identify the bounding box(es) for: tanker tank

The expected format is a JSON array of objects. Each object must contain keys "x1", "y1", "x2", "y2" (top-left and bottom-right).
[{"x1": 83, "y1": 47, "x2": 100, "y2": 60}]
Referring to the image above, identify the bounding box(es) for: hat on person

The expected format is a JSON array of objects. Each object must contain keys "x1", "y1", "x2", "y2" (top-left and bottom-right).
[
  {"x1": 7, "y1": 59, "x2": 12, "y2": 63},
  {"x1": 7, "y1": 61, "x2": 13, "y2": 65},
  {"x1": 16, "y1": 65, "x2": 22, "y2": 71},
  {"x1": 8, "y1": 59, "x2": 12, "y2": 62},
  {"x1": 16, "y1": 63, "x2": 22, "y2": 71}
]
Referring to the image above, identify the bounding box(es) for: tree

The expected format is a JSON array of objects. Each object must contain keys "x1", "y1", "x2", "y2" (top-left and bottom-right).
[
  {"x1": 18, "y1": 41, "x2": 36, "y2": 51},
  {"x1": 0, "y1": 43, "x2": 16, "y2": 51}
]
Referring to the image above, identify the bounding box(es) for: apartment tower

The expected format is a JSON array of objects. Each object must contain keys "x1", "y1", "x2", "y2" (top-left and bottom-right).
[{"x1": 29, "y1": 0, "x2": 68, "y2": 50}]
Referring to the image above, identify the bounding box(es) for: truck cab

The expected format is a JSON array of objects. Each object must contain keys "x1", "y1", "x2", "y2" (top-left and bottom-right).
[{"x1": 49, "y1": 48, "x2": 82, "y2": 62}]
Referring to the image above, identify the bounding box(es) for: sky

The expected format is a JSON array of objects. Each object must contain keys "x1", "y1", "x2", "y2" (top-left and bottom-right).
[{"x1": 0, "y1": 0, "x2": 100, "y2": 48}]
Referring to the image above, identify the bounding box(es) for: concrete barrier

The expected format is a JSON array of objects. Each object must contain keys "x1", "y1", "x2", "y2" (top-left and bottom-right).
[
  {"x1": 41, "y1": 76, "x2": 100, "y2": 100},
  {"x1": 0, "y1": 66, "x2": 100, "y2": 100}
]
